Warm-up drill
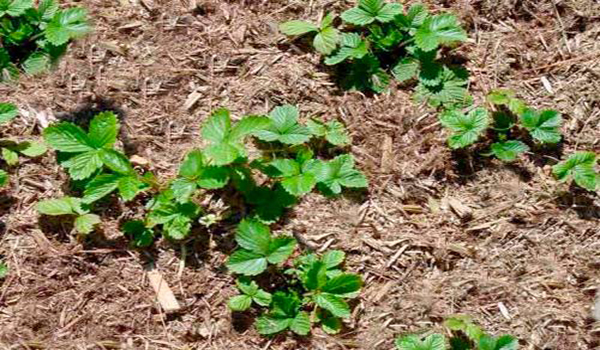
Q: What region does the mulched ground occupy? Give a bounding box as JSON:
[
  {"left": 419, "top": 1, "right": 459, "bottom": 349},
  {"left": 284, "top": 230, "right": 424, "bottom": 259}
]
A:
[{"left": 0, "top": 0, "right": 599, "bottom": 349}]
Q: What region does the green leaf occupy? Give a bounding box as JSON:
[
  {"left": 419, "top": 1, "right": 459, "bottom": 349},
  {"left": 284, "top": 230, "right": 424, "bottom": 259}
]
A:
[
  {"left": 289, "top": 311, "right": 311, "bottom": 335},
  {"left": 229, "top": 115, "right": 270, "bottom": 141},
  {"left": 17, "top": 141, "right": 47, "bottom": 157},
  {"left": 83, "top": 173, "right": 120, "bottom": 203},
  {"left": 305, "top": 261, "right": 328, "bottom": 291},
  {"left": 228, "top": 295, "right": 253, "bottom": 311},
  {"left": 45, "top": 7, "right": 90, "bottom": 46},
  {"left": 117, "top": 175, "right": 146, "bottom": 201},
  {"left": 490, "top": 140, "right": 529, "bottom": 162},
  {"left": 37, "top": 197, "right": 83, "bottom": 215},
  {"left": 0, "top": 0, "right": 32, "bottom": 17},
  {"left": 322, "top": 274, "right": 363, "bottom": 296},
  {"left": 170, "top": 178, "right": 197, "bottom": 203},
  {"left": 341, "top": 7, "right": 375, "bottom": 26},
  {"left": 496, "top": 335, "right": 518, "bottom": 350},
  {"left": 312, "top": 154, "right": 368, "bottom": 195},
  {"left": 439, "top": 108, "right": 488, "bottom": 149},
  {"left": 444, "top": 315, "right": 484, "bottom": 342},
  {"left": 0, "top": 170, "right": 7, "bottom": 187},
  {"left": 100, "top": 149, "right": 134, "bottom": 175},
  {"left": 196, "top": 166, "right": 229, "bottom": 189},
  {"left": 235, "top": 219, "right": 271, "bottom": 255},
  {"left": 306, "top": 119, "right": 350, "bottom": 146},
  {"left": 552, "top": 152, "right": 597, "bottom": 191},
  {"left": 392, "top": 58, "right": 420, "bottom": 83},
  {"left": 341, "top": 0, "right": 402, "bottom": 25},
  {"left": 322, "top": 250, "right": 345, "bottom": 269},
  {"left": 43, "top": 122, "right": 93, "bottom": 153},
  {"left": 22, "top": 52, "right": 50, "bottom": 76},
  {"left": 0, "top": 103, "right": 18, "bottom": 125},
  {"left": 122, "top": 220, "right": 154, "bottom": 248},
  {"left": 88, "top": 112, "right": 119, "bottom": 149},
  {"left": 415, "top": 14, "right": 467, "bottom": 52},
  {"left": 61, "top": 151, "right": 103, "bottom": 180},
  {"left": 279, "top": 20, "right": 318, "bottom": 36},
  {"left": 314, "top": 293, "right": 350, "bottom": 318},
  {"left": 395, "top": 334, "right": 447, "bottom": 350},
  {"left": 0, "top": 261, "right": 7, "bottom": 279},
  {"left": 266, "top": 237, "right": 296, "bottom": 264},
  {"left": 519, "top": 109, "right": 562, "bottom": 144},
  {"left": 281, "top": 172, "right": 316, "bottom": 196},
  {"left": 487, "top": 89, "right": 515, "bottom": 106},
  {"left": 313, "top": 26, "right": 339, "bottom": 55},
  {"left": 255, "top": 315, "right": 292, "bottom": 335},
  {"left": 227, "top": 250, "right": 268, "bottom": 276},
  {"left": 204, "top": 143, "right": 241, "bottom": 166},
  {"left": 38, "top": 0, "right": 59, "bottom": 20},
  {"left": 202, "top": 108, "right": 231, "bottom": 143},
  {"left": 178, "top": 149, "right": 204, "bottom": 178},
  {"left": 74, "top": 213, "right": 100, "bottom": 234},
  {"left": 2, "top": 148, "right": 19, "bottom": 166},
  {"left": 254, "top": 105, "right": 311, "bottom": 145},
  {"left": 318, "top": 310, "right": 342, "bottom": 334},
  {"left": 253, "top": 289, "right": 272, "bottom": 307}
]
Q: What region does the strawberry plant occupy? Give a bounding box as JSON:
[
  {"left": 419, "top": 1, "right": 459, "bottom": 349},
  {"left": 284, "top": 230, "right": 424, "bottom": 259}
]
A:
[
  {"left": 553, "top": 151, "right": 598, "bottom": 191},
  {"left": 36, "top": 196, "right": 100, "bottom": 234},
  {"left": 0, "top": 0, "right": 90, "bottom": 81},
  {"left": 280, "top": 2, "right": 469, "bottom": 106},
  {"left": 439, "top": 90, "right": 563, "bottom": 162},
  {"left": 396, "top": 315, "right": 518, "bottom": 350},
  {"left": 226, "top": 225, "right": 363, "bottom": 336},
  {"left": 0, "top": 102, "right": 46, "bottom": 187}
]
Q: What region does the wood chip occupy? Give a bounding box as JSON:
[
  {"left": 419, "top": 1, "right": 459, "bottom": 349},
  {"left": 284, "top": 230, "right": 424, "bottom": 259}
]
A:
[
  {"left": 380, "top": 134, "right": 394, "bottom": 172},
  {"left": 447, "top": 198, "right": 473, "bottom": 221},
  {"left": 541, "top": 76, "right": 554, "bottom": 94},
  {"left": 183, "top": 88, "right": 208, "bottom": 111},
  {"left": 498, "top": 302, "right": 511, "bottom": 320},
  {"left": 147, "top": 268, "right": 181, "bottom": 313}
]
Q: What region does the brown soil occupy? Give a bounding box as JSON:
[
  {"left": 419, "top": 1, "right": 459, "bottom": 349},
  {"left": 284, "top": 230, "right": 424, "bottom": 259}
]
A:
[{"left": 0, "top": 0, "right": 599, "bottom": 349}]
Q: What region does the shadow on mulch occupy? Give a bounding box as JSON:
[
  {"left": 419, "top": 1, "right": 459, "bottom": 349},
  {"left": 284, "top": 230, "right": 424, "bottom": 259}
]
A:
[{"left": 554, "top": 189, "right": 600, "bottom": 220}]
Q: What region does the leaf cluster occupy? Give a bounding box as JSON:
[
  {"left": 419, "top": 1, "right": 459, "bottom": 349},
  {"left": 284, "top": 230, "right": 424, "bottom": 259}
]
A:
[
  {"left": 0, "top": 102, "right": 46, "bottom": 187},
  {"left": 395, "top": 315, "right": 518, "bottom": 350},
  {"left": 553, "top": 151, "right": 599, "bottom": 191},
  {"left": 0, "top": 0, "right": 90, "bottom": 81},
  {"left": 280, "top": 1, "right": 469, "bottom": 106},
  {"left": 226, "top": 221, "right": 363, "bottom": 336},
  {"left": 439, "top": 89, "right": 563, "bottom": 162}
]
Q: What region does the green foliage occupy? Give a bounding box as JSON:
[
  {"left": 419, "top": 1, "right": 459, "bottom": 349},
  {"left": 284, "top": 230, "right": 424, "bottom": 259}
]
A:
[
  {"left": 145, "top": 190, "right": 202, "bottom": 240},
  {"left": 552, "top": 152, "right": 598, "bottom": 191},
  {"left": 228, "top": 276, "right": 272, "bottom": 311},
  {"left": 439, "top": 108, "right": 488, "bottom": 149},
  {"left": 280, "top": 3, "right": 469, "bottom": 105},
  {"left": 490, "top": 140, "right": 529, "bottom": 162},
  {"left": 397, "top": 316, "right": 519, "bottom": 350},
  {"left": 306, "top": 119, "right": 350, "bottom": 146},
  {"left": 0, "top": 0, "right": 90, "bottom": 81},
  {"left": 254, "top": 105, "right": 311, "bottom": 145},
  {"left": 226, "top": 218, "right": 296, "bottom": 276},
  {"left": 37, "top": 196, "right": 100, "bottom": 234},
  {"left": 0, "top": 260, "right": 7, "bottom": 279},
  {"left": 279, "top": 12, "right": 339, "bottom": 55},
  {"left": 519, "top": 109, "right": 562, "bottom": 144}
]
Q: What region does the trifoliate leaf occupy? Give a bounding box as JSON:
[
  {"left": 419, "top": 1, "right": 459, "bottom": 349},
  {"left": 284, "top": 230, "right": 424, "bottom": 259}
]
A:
[
  {"left": 228, "top": 295, "right": 253, "bottom": 312},
  {"left": 552, "top": 152, "right": 597, "bottom": 191},
  {"left": 414, "top": 14, "right": 467, "bottom": 52},
  {"left": 324, "top": 33, "right": 369, "bottom": 65},
  {"left": 312, "top": 154, "right": 368, "bottom": 195},
  {"left": 314, "top": 293, "right": 350, "bottom": 318},
  {"left": 0, "top": 103, "right": 18, "bottom": 125},
  {"left": 88, "top": 112, "right": 119, "bottom": 149},
  {"left": 45, "top": 7, "right": 90, "bottom": 46},
  {"left": 256, "top": 292, "right": 305, "bottom": 335},
  {"left": 395, "top": 334, "right": 447, "bottom": 350},
  {"left": 0, "top": 0, "right": 33, "bottom": 17},
  {"left": 74, "top": 213, "right": 100, "bottom": 234},
  {"left": 490, "top": 140, "right": 529, "bottom": 162},
  {"left": 439, "top": 108, "right": 489, "bottom": 149},
  {"left": 341, "top": 0, "right": 403, "bottom": 26},
  {"left": 306, "top": 119, "right": 350, "bottom": 146},
  {"left": 519, "top": 109, "right": 562, "bottom": 144},
  {"left": 254, "top": 105, "right": 311, "bottom": 145},
  {"left": 415, "top": 67, "right": 470, "bottom": 108},
  {"left": 279, "top": 20, "right": 318, "bottom": 36},
  {"left": 0, "top": 170, "right": 7, "bottom": 187},
  {"left": 43, "top": 122, "right": 94, "bottom": 152}
]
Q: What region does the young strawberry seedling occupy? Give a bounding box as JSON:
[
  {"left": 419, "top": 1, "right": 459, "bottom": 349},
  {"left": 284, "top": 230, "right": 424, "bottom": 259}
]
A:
[
  {"left": 395, "top": 315, "right": 518, "bottom": 350},
  {"left": 0, "top": 102, "right": 46, "bottom": 187},
  {"left": 0, "top": 0, "right": 90, "bottom": 81},
  {"left": 439, "top": 89, "right": 563, "bottom": 162},
  {"left": 280, "top": 1, "right": 469, "bottom": 107}
]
